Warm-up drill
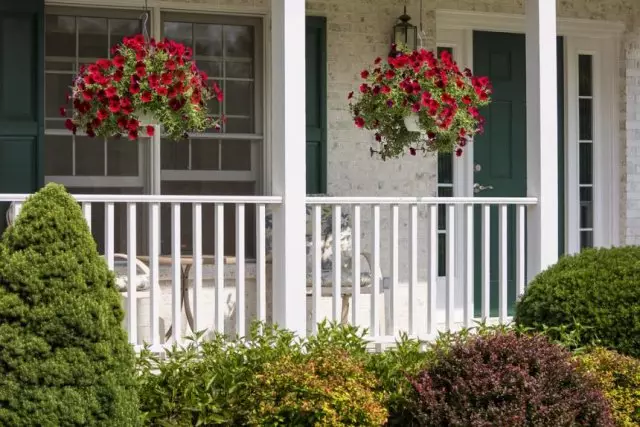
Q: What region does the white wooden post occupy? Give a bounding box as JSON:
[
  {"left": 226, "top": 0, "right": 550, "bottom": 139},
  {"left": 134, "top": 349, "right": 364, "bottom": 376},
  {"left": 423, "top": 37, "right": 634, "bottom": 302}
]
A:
[
  {"left": 270, "top": 0, "right": 307, "bottom": 334},
  {"left": 526, "top": 0, "right": 559, "bottom": 282}
]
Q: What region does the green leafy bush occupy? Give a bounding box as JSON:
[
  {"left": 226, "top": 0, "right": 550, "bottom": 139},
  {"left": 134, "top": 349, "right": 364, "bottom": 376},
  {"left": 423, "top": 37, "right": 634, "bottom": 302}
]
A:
[
  {"left": 576, "top": 347, "right": 640, "bottom": 427},
  {"left": 515, "top": 247, "right": 640, "bottom": 357},
  {"left": 407, "top": 331, "right": 613, "bottom": 426},
  {"left": 249, "top": 349, "right": 387, "bottom": 426},
  {"left": 137, "top": 321, "right": 379, "bottom": 426},
  {"left": 366, "top": 334, "right": 431, "bottom": 426},
  {"left": 0, "top": 183, "right": 140, "bottom": 426}
]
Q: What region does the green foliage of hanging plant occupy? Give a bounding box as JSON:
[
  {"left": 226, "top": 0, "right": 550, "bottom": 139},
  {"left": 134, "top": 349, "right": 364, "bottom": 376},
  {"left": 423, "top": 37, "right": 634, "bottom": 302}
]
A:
[
  {"left": 348, "top": 45, "right": 491, "bottom": 160},
  {"left": 0, "top": 183, "right": 140, "bottom": 426},
  {"left": 61, "top": 34, "right": 223, "bottom": 141}
]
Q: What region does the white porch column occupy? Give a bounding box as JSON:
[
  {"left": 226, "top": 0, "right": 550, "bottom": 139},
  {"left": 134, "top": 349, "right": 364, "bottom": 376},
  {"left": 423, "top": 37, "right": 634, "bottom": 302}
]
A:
[
  {"left": 526, "top": 0, "right": 559, "bottom": 282},
  {"left": 270, "top": 0, "right": 307, "bottom": 334}
]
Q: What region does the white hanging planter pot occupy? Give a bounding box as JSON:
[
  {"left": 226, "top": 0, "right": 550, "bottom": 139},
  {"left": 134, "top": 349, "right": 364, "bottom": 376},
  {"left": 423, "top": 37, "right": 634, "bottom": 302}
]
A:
[
  {"left": 135, "top": 109, "right": 159, "bottom": 126},
  {"left": 403, "top": 113, "right": 422, "bottom": 133}
]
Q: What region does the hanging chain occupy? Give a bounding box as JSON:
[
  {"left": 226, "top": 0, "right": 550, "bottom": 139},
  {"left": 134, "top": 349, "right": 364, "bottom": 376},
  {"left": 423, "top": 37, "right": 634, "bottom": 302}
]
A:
[
  {"left": 140, "top": 0, "right": 150, "bottom": 43},
  {"left": 418, "top": 0, "right": 426, "bottom": 49}
]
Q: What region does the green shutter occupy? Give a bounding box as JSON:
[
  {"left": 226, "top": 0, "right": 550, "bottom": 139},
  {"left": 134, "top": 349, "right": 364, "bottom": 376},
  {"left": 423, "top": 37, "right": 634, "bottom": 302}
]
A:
[
  {"left": 305, "top": 16, "right": 327, "bottom": 194},
  {"left": 0, "top": 0, "right": 44, "bottom": 228}
]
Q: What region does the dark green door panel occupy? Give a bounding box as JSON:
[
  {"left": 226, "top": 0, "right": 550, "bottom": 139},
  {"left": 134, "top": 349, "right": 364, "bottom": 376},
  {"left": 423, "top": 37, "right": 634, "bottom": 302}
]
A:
[
  {"left": 305, "top": 16, "right": 327, "bottom": 194},
  {"left": 0, "top": 138, "right": 38, "bottom": 193},
  {"left": 472, "top": 31, "right": 565, "bottom": 317},
  {"left": 0, "top": 0, "right": 44, "bottom": 231}
]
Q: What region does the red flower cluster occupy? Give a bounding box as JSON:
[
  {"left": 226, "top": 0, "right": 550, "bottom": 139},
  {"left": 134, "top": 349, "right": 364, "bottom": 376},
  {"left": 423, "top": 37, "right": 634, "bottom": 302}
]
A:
[
  {"left": 62, "top": 34, "right": 224, "bottom": 141},
  {"left": 348, "top": 45, "right": 491, "bottom": 160}
]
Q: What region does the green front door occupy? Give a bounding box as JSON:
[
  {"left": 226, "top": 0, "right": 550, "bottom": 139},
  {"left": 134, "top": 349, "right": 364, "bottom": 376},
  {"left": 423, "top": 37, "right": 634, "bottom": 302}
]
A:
[{"left": 472, "top": 31, "right": 564, "bottom": 316}]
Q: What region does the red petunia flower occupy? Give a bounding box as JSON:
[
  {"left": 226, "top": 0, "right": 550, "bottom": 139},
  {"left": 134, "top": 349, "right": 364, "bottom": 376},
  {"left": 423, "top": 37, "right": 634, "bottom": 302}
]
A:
[
  {"left": 108, "top": 99, "right": 121, "bottom": 113},
  {"left": 82, "top": 90, "right": 93, "bottom": 101},
  {"left": 374, "top": 57, "right": 382, "bottom": 65},
  {"left": 148, "top": 74, "right": 159, "bottom": 89},
  {"left": 128, "top": 118, "right": 139, "bottom": 131},
  {"left": 409, "top": 147, "right": 417, "bottom": 156},
  {"left": 146, "top": 125, "right": 154, "bottom": 137},
  {"left": 361, "top": 70, "right": 369, "bottom": 79},
  {"left": 354, "top": 117, "right": 365, "bottom": 128},
  {"left": 161, "top": 72, "right": 173, "bottom": 85},
  {"left": 129, "top": 83, "right": 141, "bottom": 94},
  {"left": 128, "top": 130, "right": 138, "bottom": 141},
  {"left": 117, "top": 116, "right": 128, "bottom": 129},
  {"left": 59, "top": 106, "right": 66, "bottom": 117},
  {"left": 348, "top": 91, "right": 354, "bottom": 100},
  {"left": 156, "top": 86, "right": 168, "bottom": 96},
  {"left": 135, "top": 62, "right": 146, "bottom": 77},
  {"left": 96, "top": 58, "right": 112, "bottom": 70},
  {"left": 165, "top": 59, "right": 176, "bottom": 71},
  {"left": 168, "top": 87, "right": 178, "bottom": 99},
  {"left": 64, "top": 119, "right": 74, "bottom": 131},
  {"left": 97, "top": 109, "right": 110, "bottom": 120},
  {"left": 113, "top": 55, "right": 125, "bottom": 68},
  {"left": 456, "top": 148, "right": 463, "bottom": 157},
  {"left": 140, "top": 91, "right": 153, "bottom": 103},
  {"left": 105, "top": 86, "right": 117, "bottom": 98},
  {"left": 113, "top": 69, "right": 123, "bottom": 82},
  {"left": 191, "top": 90, "right": 201, "bottom": 105}
]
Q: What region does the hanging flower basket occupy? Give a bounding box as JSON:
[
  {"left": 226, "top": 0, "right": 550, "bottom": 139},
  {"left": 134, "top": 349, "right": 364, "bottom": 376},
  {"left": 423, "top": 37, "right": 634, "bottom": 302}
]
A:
[
  {"left": 348, "top": 45, "right": 492, "bottom": 159},
  {"left": 60, "top": 34, "right": 224, "bottom": 140}
]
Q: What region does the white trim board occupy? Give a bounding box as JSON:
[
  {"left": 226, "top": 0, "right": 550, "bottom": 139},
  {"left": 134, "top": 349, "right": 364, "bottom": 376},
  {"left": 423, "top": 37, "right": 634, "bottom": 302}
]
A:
[
  {"left": 45, "top": 0, "right": 269, "bottom": 15},
  {"left": 436, "top": 10, "right": 625, "bottom": 38}
]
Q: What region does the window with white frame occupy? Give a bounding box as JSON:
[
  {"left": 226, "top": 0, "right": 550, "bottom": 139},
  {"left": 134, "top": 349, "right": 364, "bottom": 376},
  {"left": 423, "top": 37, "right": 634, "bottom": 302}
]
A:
[
  {"left": 44, "top": 8, "right": 263, "bottom": 257},
  {"left": 160, "top": 13, "right": 262, "bottom": 257},
  {"left": 578, "top": 54, "right": 594, "bottom": 249}
]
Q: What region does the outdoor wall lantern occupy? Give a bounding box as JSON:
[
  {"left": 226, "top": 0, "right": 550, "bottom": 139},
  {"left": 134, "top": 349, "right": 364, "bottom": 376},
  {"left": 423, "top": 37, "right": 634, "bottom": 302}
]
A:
[{"left": 393, "top": 6, "right": 418, "bottom": 51}]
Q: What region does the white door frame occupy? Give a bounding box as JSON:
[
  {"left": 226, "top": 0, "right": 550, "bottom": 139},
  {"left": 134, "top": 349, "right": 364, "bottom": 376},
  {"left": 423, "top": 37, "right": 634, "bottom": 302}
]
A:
[{"left": 436, "top": 10, "right": 623, "bottom": 253}]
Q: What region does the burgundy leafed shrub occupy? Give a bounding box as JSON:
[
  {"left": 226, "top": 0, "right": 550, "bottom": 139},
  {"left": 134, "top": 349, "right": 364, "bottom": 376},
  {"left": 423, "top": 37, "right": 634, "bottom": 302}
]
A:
[{"left": 408, "top": 331, "right": 613, "bottom": 427}]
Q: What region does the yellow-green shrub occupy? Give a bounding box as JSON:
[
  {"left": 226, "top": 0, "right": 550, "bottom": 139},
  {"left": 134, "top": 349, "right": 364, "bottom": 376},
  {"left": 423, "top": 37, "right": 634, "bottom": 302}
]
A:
[
  {"left": 249, "top": 348, "right": 387, "bottom": 426},
  {"left": 576, "top": 347, "right": 640, "bottom": 427}
]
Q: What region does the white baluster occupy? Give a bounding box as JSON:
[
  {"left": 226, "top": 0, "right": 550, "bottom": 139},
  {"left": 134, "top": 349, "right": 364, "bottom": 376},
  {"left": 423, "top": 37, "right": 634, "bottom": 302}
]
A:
[
  {"left": 371, "top": 205, "right": 380, "bottom": 337},
  {"left": 171, "top": 203, "right": 181, "bottom": 343},
  {"left": 427, "top": 204, "right": 438, "bottom": 334},
  {"left": 464, "top": 204, "right": 474, "bottom": 328},
  {"left": 126, "top": 202, "right": 137, "bottom": 345},
  {"left": 351, "top": 205, "right": 361, "bottom": 327},
  {"left": 214, "top": 203, "right": 224, "bottom": 333},
  {"left": 256, "top": 204, "right": 267, "bottom": 322},
  {"left": 311, "top": 205, "right": 322, "bottom": 333},
  {"left": 105, "top": 202, "right": 115, "bottom": 270},
  {"left": 446, "top": 204, "right": 455, "bottom": 331},
  {"left": 499, "top": 204, "right": 508, "bottom": 323},
  {"left": 235, "top": 203, "right": 246, "bottom": 336},
  {"left": 516, "top": 205, "right": 526, "bottom": 298},
  {"left": 389, "top": 204, "right": 399, "bottom": 335},
  {"left": 82, "top": 203, "right": 92, "bottom": 232},
  {"left": 408, "top": 204, "right": 418, "bottom": 335},
  {"left": 192, "top": 203, "right": 203, "bottom": 333},
  {"left": 481, "top": 204, "right": 491, "bottom": 320},
  {"left": 149, "top": 202, "right": 160, "bottom": 349},
  {"left": 332, "top": 205, "right": 342, "bottom": 322}
]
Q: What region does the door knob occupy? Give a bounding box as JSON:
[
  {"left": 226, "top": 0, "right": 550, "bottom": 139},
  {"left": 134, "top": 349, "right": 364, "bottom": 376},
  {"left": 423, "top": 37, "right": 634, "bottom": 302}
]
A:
[{"left": 473, "top": 182, "right": 494, "bottom": 194}]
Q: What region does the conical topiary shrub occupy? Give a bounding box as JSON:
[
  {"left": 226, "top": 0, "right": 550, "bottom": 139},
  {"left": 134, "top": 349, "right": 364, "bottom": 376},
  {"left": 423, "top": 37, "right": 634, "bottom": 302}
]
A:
[{"left": 0, "top": 183, "right": 140, "bottom": 426}]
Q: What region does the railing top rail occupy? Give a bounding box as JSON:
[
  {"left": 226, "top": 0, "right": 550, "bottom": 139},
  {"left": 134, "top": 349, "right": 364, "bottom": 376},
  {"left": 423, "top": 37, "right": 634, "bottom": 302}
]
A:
[
  {"left": 0, "top": 194, "right": 283, "bottom": 204},
  {"left": 305, "top": 196, "right": 538, "bottom": 205}
]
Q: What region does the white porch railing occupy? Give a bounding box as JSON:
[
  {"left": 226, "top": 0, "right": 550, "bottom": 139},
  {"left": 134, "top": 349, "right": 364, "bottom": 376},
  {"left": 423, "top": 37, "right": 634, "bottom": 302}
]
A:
[{"left": 1, "top": 194, "right": 536, "bottom": 351}]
